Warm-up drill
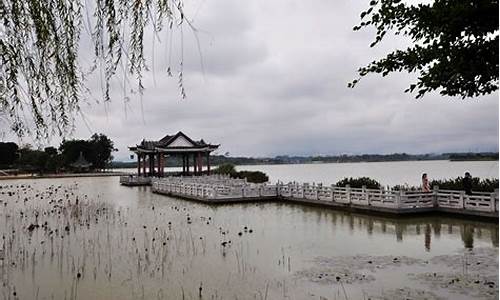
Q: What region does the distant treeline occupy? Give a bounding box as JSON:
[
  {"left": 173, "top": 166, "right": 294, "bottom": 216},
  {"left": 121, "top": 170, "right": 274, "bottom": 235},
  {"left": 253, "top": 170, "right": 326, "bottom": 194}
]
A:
[
  {"left": 111, "top": 152, "right": 498, "bottom": 168},
  {"left": 0, "top": 134, "right": 116, "bottom": 174},
  {"left": 448, "top": 152, "right": 499, "bottom": 161}
]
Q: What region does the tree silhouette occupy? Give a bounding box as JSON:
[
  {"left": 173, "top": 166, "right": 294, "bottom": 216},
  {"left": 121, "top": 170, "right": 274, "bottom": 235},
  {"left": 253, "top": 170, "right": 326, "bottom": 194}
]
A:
[{"left": 350, "top": 0, "right": 498, "bottom": 99}]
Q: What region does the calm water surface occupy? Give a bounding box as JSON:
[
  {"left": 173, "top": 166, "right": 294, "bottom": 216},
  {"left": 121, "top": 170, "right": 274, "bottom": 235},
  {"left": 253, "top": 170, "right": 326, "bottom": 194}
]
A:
[
  {"left": 119, "top": 160, "right": 498, "bottom": 186},
  {"left": 0, "top": 176, "right": 497, "bottom": 299},
  {"left": 236, "top": 160, "right": 499, "bottom": 186}
]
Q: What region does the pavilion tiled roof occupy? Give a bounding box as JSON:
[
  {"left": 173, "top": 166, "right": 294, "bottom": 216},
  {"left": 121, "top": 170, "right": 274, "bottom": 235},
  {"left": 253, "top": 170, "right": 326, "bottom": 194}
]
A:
[
  {"left": 158, "top": 135, "right": 174, "bottom": 145},
  {"left": 131, "top": 131, "right": 218, "bottom": 152},
  {"left": 138, "top": 140, "right": 160, "bottom": 150}
]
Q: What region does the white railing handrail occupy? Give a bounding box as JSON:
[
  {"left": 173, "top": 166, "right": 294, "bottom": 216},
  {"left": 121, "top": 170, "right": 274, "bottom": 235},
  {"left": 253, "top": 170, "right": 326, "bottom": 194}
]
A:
[{"left": 147, "top": 176, "right": 498, "bottom": 214}]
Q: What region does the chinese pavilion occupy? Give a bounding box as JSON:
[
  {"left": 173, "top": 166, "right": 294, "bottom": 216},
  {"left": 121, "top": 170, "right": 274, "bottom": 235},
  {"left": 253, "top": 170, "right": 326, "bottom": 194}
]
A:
[{"left": 129, "top": 131, "right": 219, "bottom": 177}]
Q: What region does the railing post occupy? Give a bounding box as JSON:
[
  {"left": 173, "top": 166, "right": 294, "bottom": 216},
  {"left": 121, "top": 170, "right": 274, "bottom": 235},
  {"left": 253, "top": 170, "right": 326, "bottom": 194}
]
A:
[
  {"left": 331, "top": 184, "right": 335, "bottom": 202},
  {"left": 396, "top": 190, "right": 404, "bottom": 208},
  {"left": 496, "top": 189, "right": 499, "bottom": 212},
  {"left": 362, "top": 185, "right": 370, "bottom": 205},
  {"left": 490, "top": 189, "right": 498, "bottom": 212},
  {"left": 459, "top": 191, "right": 465, "bottom": 209},
  {"left": 346, "top": 184, "right": 351, "bottom": 204},
  {"left": 432, "top": 185, "right": 439, "bottom": 208}
]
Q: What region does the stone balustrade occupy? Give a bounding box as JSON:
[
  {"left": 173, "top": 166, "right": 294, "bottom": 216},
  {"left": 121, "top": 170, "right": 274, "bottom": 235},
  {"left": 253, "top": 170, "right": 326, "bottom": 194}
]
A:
[
  {"left": 119, "top": 175, "right": 151, "bottom": 186},
  {"left": 147, "top": 176, "right": 498, "bottom": 218},
  {"left": 151, "top": 176, "right": 277, "bottom": 200}
]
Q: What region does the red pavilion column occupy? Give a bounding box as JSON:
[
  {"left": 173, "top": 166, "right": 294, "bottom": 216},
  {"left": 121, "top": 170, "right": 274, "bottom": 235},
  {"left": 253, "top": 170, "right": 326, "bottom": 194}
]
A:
[
  {"left": 206, "top": 152, "right": 210, "bottom": 175},
  {"left": 182, "top": 155, "right": 186, "bottom": 175},
  {"left": 162, "top": 154, "right": 166, "bottom": 176},
  {"left": 152, "top": 154, "right": 156, "bottom": 176},
  {"left": 137, "top": 153, "right": 141, "bottom": 176},
  {"left": 147, "top": 154, "right": 150, "bottom": 176},
  {"left": 154, "top": 154, "right": 158, "bottom": 177},
  {"left": 197, "top": 152, "right": 202, "bottom": 175},
  {"left": 142, "top": 154, "right": 146, "bottom": 176},
  {"left": 148, "top": 153, "right": 153, "bottom": 176},
  {"left": 192, "top": 153, "right": 197, "bottom": 175},
  {"left": 157, "top": 154, "right": 161, "bottom": 177},
  {"left": 191, "top": 154, "right": 195, "bottom": 175},
  {"left": 158, "top": 154, "right": 163, "bottom": 177},
  {"left": 194, "top": 153, "right": 197, "bottom": 175}
]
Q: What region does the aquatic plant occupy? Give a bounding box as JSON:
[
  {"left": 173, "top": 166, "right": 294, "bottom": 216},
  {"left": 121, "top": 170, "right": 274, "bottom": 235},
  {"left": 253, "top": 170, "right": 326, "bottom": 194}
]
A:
[{"left": 0, "top": 179, "right": 497, "bottom": 299}]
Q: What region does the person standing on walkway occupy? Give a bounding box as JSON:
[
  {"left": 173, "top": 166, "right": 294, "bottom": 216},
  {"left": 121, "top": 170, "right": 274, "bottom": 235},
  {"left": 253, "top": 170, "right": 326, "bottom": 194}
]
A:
[
  {"left": 422, "top": 173, "right": 431, "bottom": 192},
  {"left": 463, "top": 172, "right": 473, "bottom": 195}
]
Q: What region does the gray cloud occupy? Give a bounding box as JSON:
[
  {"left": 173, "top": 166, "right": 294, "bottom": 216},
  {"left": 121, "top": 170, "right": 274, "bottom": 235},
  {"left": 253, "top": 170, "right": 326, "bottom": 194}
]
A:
[{"left": 5, "top": 0, "right": 497, "bottom": 160}]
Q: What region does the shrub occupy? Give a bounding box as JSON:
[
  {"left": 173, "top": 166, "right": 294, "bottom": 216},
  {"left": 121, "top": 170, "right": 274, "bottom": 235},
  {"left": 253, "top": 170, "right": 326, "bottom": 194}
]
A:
[
  {"left": 391, "top": 185, "right": 419, "bottom": 191},
  {"left": 335, "top": 177, "right": 381, "bottom": 189},
  {"left": 430, "top": 177, "right": 498, "bottom": 193},
  {"left": 391, "top": 177, "right": 499, "bottom": 192},
  {"left": 214, "top": 163, "right": 237, "bottom": 176},
  {"left": 235, "top": 171, "right": 269, "bottom": 183},
  {"left": 213, "top": 163, "right": 269, "bottom": 183}
]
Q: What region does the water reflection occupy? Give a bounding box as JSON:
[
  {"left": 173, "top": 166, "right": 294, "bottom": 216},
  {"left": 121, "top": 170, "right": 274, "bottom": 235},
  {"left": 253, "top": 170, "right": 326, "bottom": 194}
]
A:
[
  {"left": 277, "top": 203, "right": 498, "bottom": 251},
  {"left": 461, "top": 224, "right": 476, "bottom": 249}
]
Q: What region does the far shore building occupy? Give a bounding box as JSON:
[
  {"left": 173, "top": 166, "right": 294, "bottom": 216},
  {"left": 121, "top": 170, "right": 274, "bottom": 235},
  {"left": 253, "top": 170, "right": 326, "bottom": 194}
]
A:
[
  {"left": 70, "top": 152, "right": 92, "bottom": 172},
  {"left": 129, "top": 131, "right": 219, "bottom": 177}
]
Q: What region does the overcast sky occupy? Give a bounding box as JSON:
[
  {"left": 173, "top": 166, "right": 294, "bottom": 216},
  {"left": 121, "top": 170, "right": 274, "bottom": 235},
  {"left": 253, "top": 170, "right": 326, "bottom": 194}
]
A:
[{"left": 7, "top": 0, "right": 500, "bottom": 160}]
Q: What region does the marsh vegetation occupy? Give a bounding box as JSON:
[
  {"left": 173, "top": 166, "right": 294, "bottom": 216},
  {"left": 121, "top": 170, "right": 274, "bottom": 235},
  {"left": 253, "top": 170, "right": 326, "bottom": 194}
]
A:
[{"left": 0, "top": 177, "right": 497, "bottom": 299}]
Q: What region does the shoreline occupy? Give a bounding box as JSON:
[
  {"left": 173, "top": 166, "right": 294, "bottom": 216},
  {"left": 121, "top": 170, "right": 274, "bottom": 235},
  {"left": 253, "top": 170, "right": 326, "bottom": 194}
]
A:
[
  {"left": 0, "top": 172, "right": 128, "bottom": 181},
  {"left": 112, "top": 159, "right": 499, "bottom": 169}
]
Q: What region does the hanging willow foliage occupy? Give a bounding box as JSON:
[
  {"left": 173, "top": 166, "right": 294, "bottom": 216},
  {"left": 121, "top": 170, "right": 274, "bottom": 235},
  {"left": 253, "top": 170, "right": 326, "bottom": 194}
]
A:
[{"left": 0, "top": 0, "right": 184, "bottom": 138}]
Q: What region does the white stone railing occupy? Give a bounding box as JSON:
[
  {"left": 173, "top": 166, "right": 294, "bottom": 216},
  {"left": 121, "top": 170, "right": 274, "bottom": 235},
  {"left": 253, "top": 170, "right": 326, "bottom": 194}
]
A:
[
  {"left": 149, "top": 176, "right": 498, "bottom": 215},
  {"left": 156, "top": 174, "right": 248, "bottom": 186},
  {"left": 276, "top": 183, "right": 498, "bottom": 213},
  {"left": 120, "top": 175, "right": 151, "bottom": 185},
  {"left": 432, "top": 189, "right": 498, "bottom": 212},
  {"left": 151, "top": 176, "right": 277, "bottom": 200}
]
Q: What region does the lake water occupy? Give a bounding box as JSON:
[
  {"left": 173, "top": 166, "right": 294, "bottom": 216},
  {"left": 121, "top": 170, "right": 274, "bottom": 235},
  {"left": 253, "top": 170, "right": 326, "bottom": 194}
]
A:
[
  {"left": 236, "top": 160, "right": 499, "bottom": 186},
  {"left": 118, "top": 160, "right": 499, "bottom": 186},
  {"left": 0, "top": 164, "right": 498, "bottom": 299}
]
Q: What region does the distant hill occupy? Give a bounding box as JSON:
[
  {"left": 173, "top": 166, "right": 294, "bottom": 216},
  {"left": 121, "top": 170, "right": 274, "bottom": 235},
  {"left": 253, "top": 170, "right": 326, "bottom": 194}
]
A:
[{"left": 110, "top": 152, "right": 498, "bottom": 168}]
